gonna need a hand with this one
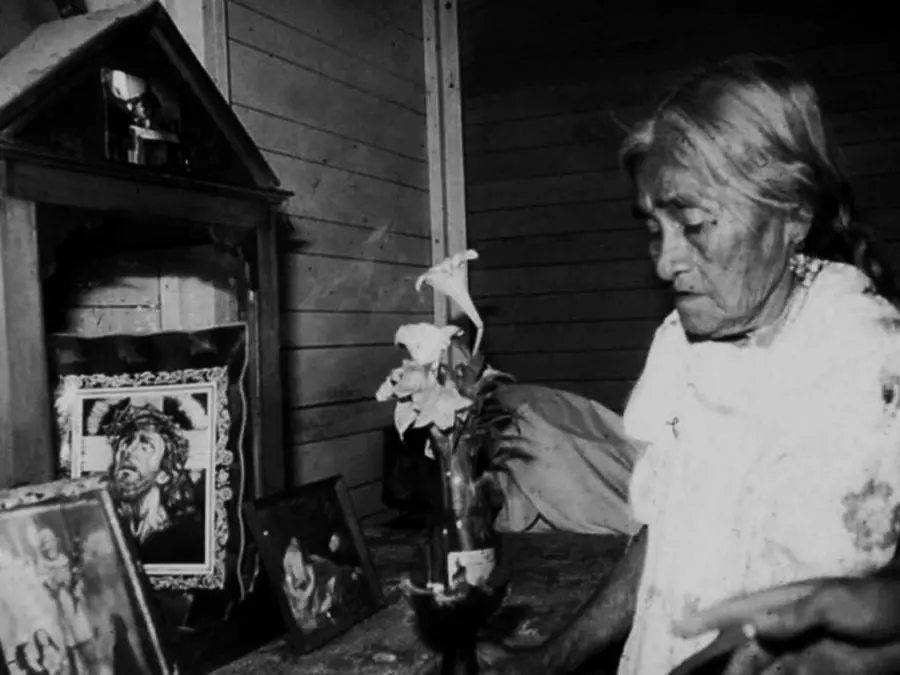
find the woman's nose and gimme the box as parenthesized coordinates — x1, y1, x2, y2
(654, 229, 690, 283)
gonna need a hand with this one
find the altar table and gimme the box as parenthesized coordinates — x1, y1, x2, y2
(211, 528, 628, 675)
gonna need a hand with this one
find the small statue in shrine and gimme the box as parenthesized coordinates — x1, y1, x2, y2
(103, 69, 185, 170)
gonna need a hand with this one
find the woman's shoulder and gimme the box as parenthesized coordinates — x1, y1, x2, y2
(799, 262, 900, 387)
(806, 262, 900, 342)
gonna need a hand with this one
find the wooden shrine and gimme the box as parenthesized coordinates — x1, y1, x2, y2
(0, 1, 291, 498)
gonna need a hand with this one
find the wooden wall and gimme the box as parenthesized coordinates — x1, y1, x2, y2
(227, 0, 431, 520)
(459, 4, 900, 412)
(57, 247, 243, 336)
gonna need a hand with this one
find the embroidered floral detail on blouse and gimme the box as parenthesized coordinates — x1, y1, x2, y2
(842, 478, 900, 554)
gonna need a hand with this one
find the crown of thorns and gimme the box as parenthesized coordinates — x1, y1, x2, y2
(102, 403, 181, 440)
(103, 404, 191, 471)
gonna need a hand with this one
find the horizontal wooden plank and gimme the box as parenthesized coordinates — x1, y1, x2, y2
(474, 229, 648, 269)
(62, 253, 160, 307)
(292, 429, 383, 487)
(282, 255, 430, 312)
(468, 201, 634, 241)
(829, 109, 900, 146)
(464, 67, 683, 124)
(881, 241, 900, 262)
(347, 0, 423, 39)
(235, 105, 428, 190)
(348, 480, 386, 520)
(465, 167, 900, 221)
(493, 349, 649, 382)
(466, 103, 900, 157)
(465, 70, 900, 135)
(463, 25, 896, 100)
(230, 0, 424, 83)
(230, 41, 426, 160)
(284, 344, 404, 407)
(463, 23, 897, 87)
(229, 2, 425, 113)
(837, 141, 900, 178)
(464, 108, 637, 154)
(63, 307, 160, 335)
(6, 156, 269, 229)
(467, 171, 631, 212)
(869, 209, 900, 240)
(265, 152, 429, 234)
(820, 72, 900, 116)
(466, 138, 624, 182)
(157, 247, 243, 330)
(475, 288, 673, 324)
(788, 39, 900, 82)
(465, 191, 898, 251)
(472, 260, 660, 299)
(52, 245, 245, 333)
(289, 399, 393, 444)
(853, 173, 900, 211)
(281, 310, 431, 348)
(286, 217, 430, 265)
(465, 128, 900, 186)
(484, 319, 659, 355)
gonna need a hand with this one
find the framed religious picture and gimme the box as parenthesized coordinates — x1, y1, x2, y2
(49, 324, 248, 591)
(243, 476, 386, 654)
(0, 476, 176, 675)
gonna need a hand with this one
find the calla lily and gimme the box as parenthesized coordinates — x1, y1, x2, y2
(394, 400, 419, 436)
(375, 377, 396, 402)
(388, 380, 472, 436)
(416, 250, 484, 355)
(375, 360, 436, 402)
(395, 323, 461, 368)
(412, 381, 473, 431)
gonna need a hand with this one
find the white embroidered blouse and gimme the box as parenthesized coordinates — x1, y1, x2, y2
(618, 260, 900, 675)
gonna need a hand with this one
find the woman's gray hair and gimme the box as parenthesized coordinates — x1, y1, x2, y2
(620, 54, 897, 302)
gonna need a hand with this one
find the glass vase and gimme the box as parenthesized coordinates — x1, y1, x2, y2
(405, 428, 508, 675)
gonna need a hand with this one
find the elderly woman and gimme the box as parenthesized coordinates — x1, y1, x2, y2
(484, 55, 900, 675)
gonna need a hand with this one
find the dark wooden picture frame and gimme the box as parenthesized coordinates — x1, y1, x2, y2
(243, 476, 385, 654)
(0, 476, 176, 675)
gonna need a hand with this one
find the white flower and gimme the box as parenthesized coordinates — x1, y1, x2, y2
(375, 360, 436, 402)
(416, 250, 484, 355)
(395, 323, 461, 367)
(388, 380, 473, 436)
(411, 381, 473, 432)
(393, 400, 418, 435)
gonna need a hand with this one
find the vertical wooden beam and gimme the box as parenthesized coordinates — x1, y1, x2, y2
(202, 0, 231, 101)
(0, 190, 53, 489)
(155, 0, 231, 101)
(424, 0, 468, 327)
(254, 211, 286, 496)
(245, 287, 264, 499)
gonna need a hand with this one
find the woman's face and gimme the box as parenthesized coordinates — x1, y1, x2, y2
(634, 152, 800, 339)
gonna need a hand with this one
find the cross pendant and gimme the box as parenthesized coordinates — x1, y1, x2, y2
(667, 416, 680, 439)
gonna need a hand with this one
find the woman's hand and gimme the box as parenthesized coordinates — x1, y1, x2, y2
(668, 575, 900, 675)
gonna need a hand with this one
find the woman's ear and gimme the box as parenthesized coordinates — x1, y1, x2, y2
(785, 208, 812, 251)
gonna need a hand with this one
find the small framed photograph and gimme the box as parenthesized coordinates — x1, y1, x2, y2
(243, 476, 385, 654)
(0, 476, 176, 675)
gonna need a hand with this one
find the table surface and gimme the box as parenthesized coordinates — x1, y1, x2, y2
(211, 528, 627, 675)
